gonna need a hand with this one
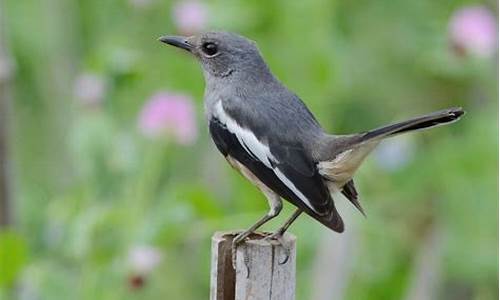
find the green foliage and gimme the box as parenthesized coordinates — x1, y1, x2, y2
(0, 231, 27, 287)
(3, 0, 498, 299)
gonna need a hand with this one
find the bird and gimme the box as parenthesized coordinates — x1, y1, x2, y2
(158, 31, 464, 265)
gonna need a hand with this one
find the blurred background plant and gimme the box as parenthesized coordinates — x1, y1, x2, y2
(0, 0, 497, 299)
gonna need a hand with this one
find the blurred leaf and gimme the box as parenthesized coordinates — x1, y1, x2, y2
(0, 230, 28, 287)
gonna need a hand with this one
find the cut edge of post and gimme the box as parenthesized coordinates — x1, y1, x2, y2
(211, 231, 237, 300)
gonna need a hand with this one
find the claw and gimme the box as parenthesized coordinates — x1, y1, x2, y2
(231, 240, 251, 276)
(231, 239, 238, 269)
(279, 246, 290, 265)
(264, 232, 290, 265)
(231, 231, 251, 270)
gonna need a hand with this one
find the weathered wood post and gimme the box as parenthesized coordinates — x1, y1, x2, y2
(210, 231, 296, 300)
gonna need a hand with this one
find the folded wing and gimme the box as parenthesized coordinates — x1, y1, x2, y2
(210, 100, 344, 232)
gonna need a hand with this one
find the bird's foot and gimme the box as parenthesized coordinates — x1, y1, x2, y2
(231, 230, 253, 270)
(264, 231, 291, 265)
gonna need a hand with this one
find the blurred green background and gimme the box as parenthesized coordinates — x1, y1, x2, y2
(0, 0, 498, 299)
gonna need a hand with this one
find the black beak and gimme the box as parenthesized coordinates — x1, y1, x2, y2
(158, 35, 193, 51)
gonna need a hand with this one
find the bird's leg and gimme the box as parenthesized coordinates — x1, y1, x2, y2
(267, 208, 302, 238)
(264, 208, 302, 264)
(232, 192, 282, 269)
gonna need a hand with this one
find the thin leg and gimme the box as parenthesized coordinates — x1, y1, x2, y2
(232, 191, 282, 268)
(264, 208, 303, 264)
(271, 208, 303, 237)
(233, 212, 277, 244)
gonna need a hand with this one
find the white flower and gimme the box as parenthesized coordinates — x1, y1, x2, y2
(73, 73, 107, 106)
(128, 245, 163, 275)
(374, 137, 415, 172)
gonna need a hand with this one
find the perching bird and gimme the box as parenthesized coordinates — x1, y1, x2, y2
(159, 31, 464, 262)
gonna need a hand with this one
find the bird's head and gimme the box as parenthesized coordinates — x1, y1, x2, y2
(159, 31, 270, 80)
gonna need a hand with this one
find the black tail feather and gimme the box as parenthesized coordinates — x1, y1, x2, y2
(341, 180, 366, 217)
(360, 107, 464, 143)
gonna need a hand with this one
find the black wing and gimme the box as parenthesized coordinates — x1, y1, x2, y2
(209, 115, 344, 232)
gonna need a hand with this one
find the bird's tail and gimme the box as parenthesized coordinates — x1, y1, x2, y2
(318, 107, 464, 217)
(356, 107, 464, 144)
(318, 107, 465, 193)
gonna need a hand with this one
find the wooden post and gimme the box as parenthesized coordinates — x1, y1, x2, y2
(210, 231, 296, 300)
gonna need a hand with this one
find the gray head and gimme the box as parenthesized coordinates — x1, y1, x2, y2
(159, 31, 272, 80)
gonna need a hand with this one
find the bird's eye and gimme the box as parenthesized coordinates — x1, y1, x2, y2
(201, 42, 218, 56)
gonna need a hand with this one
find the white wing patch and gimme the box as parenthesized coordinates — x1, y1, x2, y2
(214, 101, 274, 168)
(214, 101, 318, 213)
(273, 168, 316, 211)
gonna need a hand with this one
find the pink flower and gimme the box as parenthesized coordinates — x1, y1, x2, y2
(128, 245, 163, 275)
(448, 6, 497, 58)
(172, 0, 208, 34)
(73, 73, 107, 106)
(138, 91, 198, 144)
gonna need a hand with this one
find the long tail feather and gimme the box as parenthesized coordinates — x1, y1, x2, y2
(318, 107, 464, 204)
(318, 107, 464, 217)
(359, 107, 464, 143)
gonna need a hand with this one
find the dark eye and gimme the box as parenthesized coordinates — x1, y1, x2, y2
(202, 42, 218, 56)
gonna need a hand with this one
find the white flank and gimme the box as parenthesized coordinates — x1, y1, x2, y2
(317, 141, 378, 186)
(214, 100, 319, 213)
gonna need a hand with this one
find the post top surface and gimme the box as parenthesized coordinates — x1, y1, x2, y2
(212, 230, 296, 246)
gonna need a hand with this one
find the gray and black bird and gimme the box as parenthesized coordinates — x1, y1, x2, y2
(159, 31, 464, 261)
